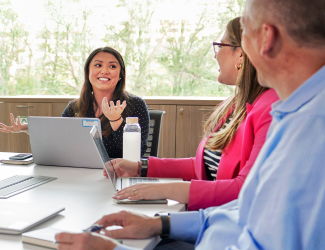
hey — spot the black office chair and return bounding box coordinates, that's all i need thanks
[143,110,165,158]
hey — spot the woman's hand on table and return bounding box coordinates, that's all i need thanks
[0,113,29,134]
[112,182,191,204]
[103,158,138,178]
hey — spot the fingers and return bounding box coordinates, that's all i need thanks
[56,232,117,250]
[95,212,127,229]
[104,227,143,240]
[102,212,160,240]
[0,122,14,133]
[0,123,9,131]
[113,183,166,201]
[102,97,109,115]
[110,158,123,165]
[113,185,144,200]
[10,113,16,126]
[121,100,127,110]
[103,168,108,178]
[56,232,75,244]
[104,228,127,239]
[116,100,121,109]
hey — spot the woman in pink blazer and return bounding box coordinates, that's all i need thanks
[109,17,279,210]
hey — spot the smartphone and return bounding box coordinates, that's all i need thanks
[9,153,33,160]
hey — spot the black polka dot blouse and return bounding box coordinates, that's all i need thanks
[62,94,149,158]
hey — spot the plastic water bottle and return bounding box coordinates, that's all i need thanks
[123,117,141,161]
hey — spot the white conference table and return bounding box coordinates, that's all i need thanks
[0,152,186,250]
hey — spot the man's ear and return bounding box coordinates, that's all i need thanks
[260,23,276,56]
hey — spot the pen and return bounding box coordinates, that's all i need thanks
[83,224,105,233]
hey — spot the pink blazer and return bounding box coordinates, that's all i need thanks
[147,89,279,210]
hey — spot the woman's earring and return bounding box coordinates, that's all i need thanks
[235,63,242,70]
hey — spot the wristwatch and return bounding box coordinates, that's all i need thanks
[140,158,148,177]
[154,212,170,238]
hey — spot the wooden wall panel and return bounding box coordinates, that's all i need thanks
[176,105,214,158]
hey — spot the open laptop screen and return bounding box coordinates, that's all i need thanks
[90,126,117,188]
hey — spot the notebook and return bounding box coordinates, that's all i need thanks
[22,227,61,249]
[0,201,64,234]
[28,116,103,169]
[0,157,34,165]
[89,126,182,204]
[22,227,122,248]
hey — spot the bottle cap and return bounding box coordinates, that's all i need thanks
[126,117,138,124]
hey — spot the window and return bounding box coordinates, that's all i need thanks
[0,0,244,96]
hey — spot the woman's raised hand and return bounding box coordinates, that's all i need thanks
[0,113,28,134]
[102,97,126,121]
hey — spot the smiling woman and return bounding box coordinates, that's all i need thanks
[0,47,150,158]
[62,47,150,158]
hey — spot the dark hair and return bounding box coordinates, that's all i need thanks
[204,17,268,151]
[74,47,129,136]
[255,0,325,48]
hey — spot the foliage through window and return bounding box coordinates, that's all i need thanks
[0,0,244,96]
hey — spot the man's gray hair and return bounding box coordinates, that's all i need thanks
[255,0,325,48]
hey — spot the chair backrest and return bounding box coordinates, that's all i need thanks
[143,110,166,158]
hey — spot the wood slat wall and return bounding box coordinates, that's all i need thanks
[0,96,223,158]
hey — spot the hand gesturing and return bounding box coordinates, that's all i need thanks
[102,98,126,121]
[0,113,28,133]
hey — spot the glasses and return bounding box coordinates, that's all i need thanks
[213,42,241,56]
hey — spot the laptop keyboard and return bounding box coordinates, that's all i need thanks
[129,178,159,186]
[0,175,56,199]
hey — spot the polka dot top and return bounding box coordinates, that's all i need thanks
[62,94,150,158]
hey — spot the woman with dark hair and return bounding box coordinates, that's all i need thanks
[109,17,279,210]
[0,47,150,158]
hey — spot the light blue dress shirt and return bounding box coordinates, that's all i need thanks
[115,65,325,250]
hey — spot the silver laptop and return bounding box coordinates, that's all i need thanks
[28,117,103,169]
[0,201,64,234]
[89,126,182,204]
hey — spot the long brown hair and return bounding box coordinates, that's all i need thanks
[74,47,129,137]
[204,17,268,151]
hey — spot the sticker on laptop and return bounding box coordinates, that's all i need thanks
[82,119,99,127]
[15,116,28,124]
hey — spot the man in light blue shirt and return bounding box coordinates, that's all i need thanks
[56,0,325,249]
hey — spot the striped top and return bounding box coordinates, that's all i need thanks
[204,114,233,180]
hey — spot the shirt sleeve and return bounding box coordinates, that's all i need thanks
[169,211,201,243]
[228,114,325,250]
[147,157,196,180]
[170,200,242,248]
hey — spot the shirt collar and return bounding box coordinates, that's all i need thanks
[271,65,325,121]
